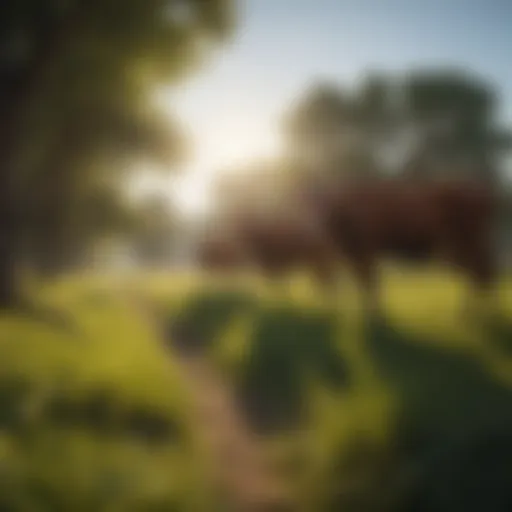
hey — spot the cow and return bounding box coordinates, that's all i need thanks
[196,206,340,296]
[300,175,499,318]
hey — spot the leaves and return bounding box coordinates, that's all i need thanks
[0,0,235,279]
[283,67,508,183]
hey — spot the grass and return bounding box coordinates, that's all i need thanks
[160,265,512,511]
[0,282,214,511]
[1,266,511,511]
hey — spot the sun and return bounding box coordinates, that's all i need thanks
[172,121,283,219]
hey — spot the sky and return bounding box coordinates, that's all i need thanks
[152,0,512,216]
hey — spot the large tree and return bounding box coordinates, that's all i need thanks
[0,0,235,306]
[400,68,512,182]
[283,68,512,185]
[23,97,187,277]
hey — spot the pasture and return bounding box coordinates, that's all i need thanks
[0,266,511,511]
[0,281,213,511]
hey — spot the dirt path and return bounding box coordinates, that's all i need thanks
[126,293,294,512]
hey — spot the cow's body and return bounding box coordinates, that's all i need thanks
[303,177,498,314]
[197,208,339,293]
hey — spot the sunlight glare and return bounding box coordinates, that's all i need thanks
[172,119,283,219]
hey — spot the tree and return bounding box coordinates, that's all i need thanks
[23,99,188,277]
[282,78,387,180]
[26,182,136,274]
[283,82,353,175]
[400,68,512,182]
[0,0,235,306]
[283,68,512,186]
[352,72,401,175]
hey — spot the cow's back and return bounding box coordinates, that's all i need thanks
[309,178,496,262]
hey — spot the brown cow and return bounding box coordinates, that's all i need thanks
[300,176,498,317]
[197,207,340,295]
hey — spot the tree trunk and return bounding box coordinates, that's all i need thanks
[0,119,24,308]
[31,243,65,279]
[0,5,91,308]
[0,207,19,308]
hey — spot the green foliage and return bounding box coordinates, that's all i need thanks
[26,180,142,274]
[403,68,496,126]
[3,0,235,172]
[283,67,512,183]
[0,285,214,510]
[284,81,352,142]
[0,0,236,302]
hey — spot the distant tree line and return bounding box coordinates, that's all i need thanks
[283,68,512,184]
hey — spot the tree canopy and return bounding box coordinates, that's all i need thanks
[283,68,512,184]
[0,0,236,304]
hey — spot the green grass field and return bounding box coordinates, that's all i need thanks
[0,267,511,511]
[156,266,512,511]
[0,280,214,511]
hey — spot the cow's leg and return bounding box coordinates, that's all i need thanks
[257,263,275,299]
[313,255,340,298]
[262,264,290,303]
[276,270,294,302]
[466,238,499,320]
[316,267,340,298]
[436,228,480,319]
[309,233,343,308]
[312,262,341,314]
[452,236,498,321]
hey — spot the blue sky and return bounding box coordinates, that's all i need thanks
[160,0,512,214]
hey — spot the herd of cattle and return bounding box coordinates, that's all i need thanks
[198,176,500,316]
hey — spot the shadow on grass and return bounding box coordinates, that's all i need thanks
[235,305,350,435]
[2,298,82,338]
[365,316,512,439]
[403,425,512,512]
[168,288,259,353]
[482,314,512,357]
[0,375,33,432]
[363,316,512,512]
[169,289,351,435]
[44,389,183,445]
[0,374,183,446]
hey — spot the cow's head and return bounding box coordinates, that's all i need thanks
[196,228,249,274]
